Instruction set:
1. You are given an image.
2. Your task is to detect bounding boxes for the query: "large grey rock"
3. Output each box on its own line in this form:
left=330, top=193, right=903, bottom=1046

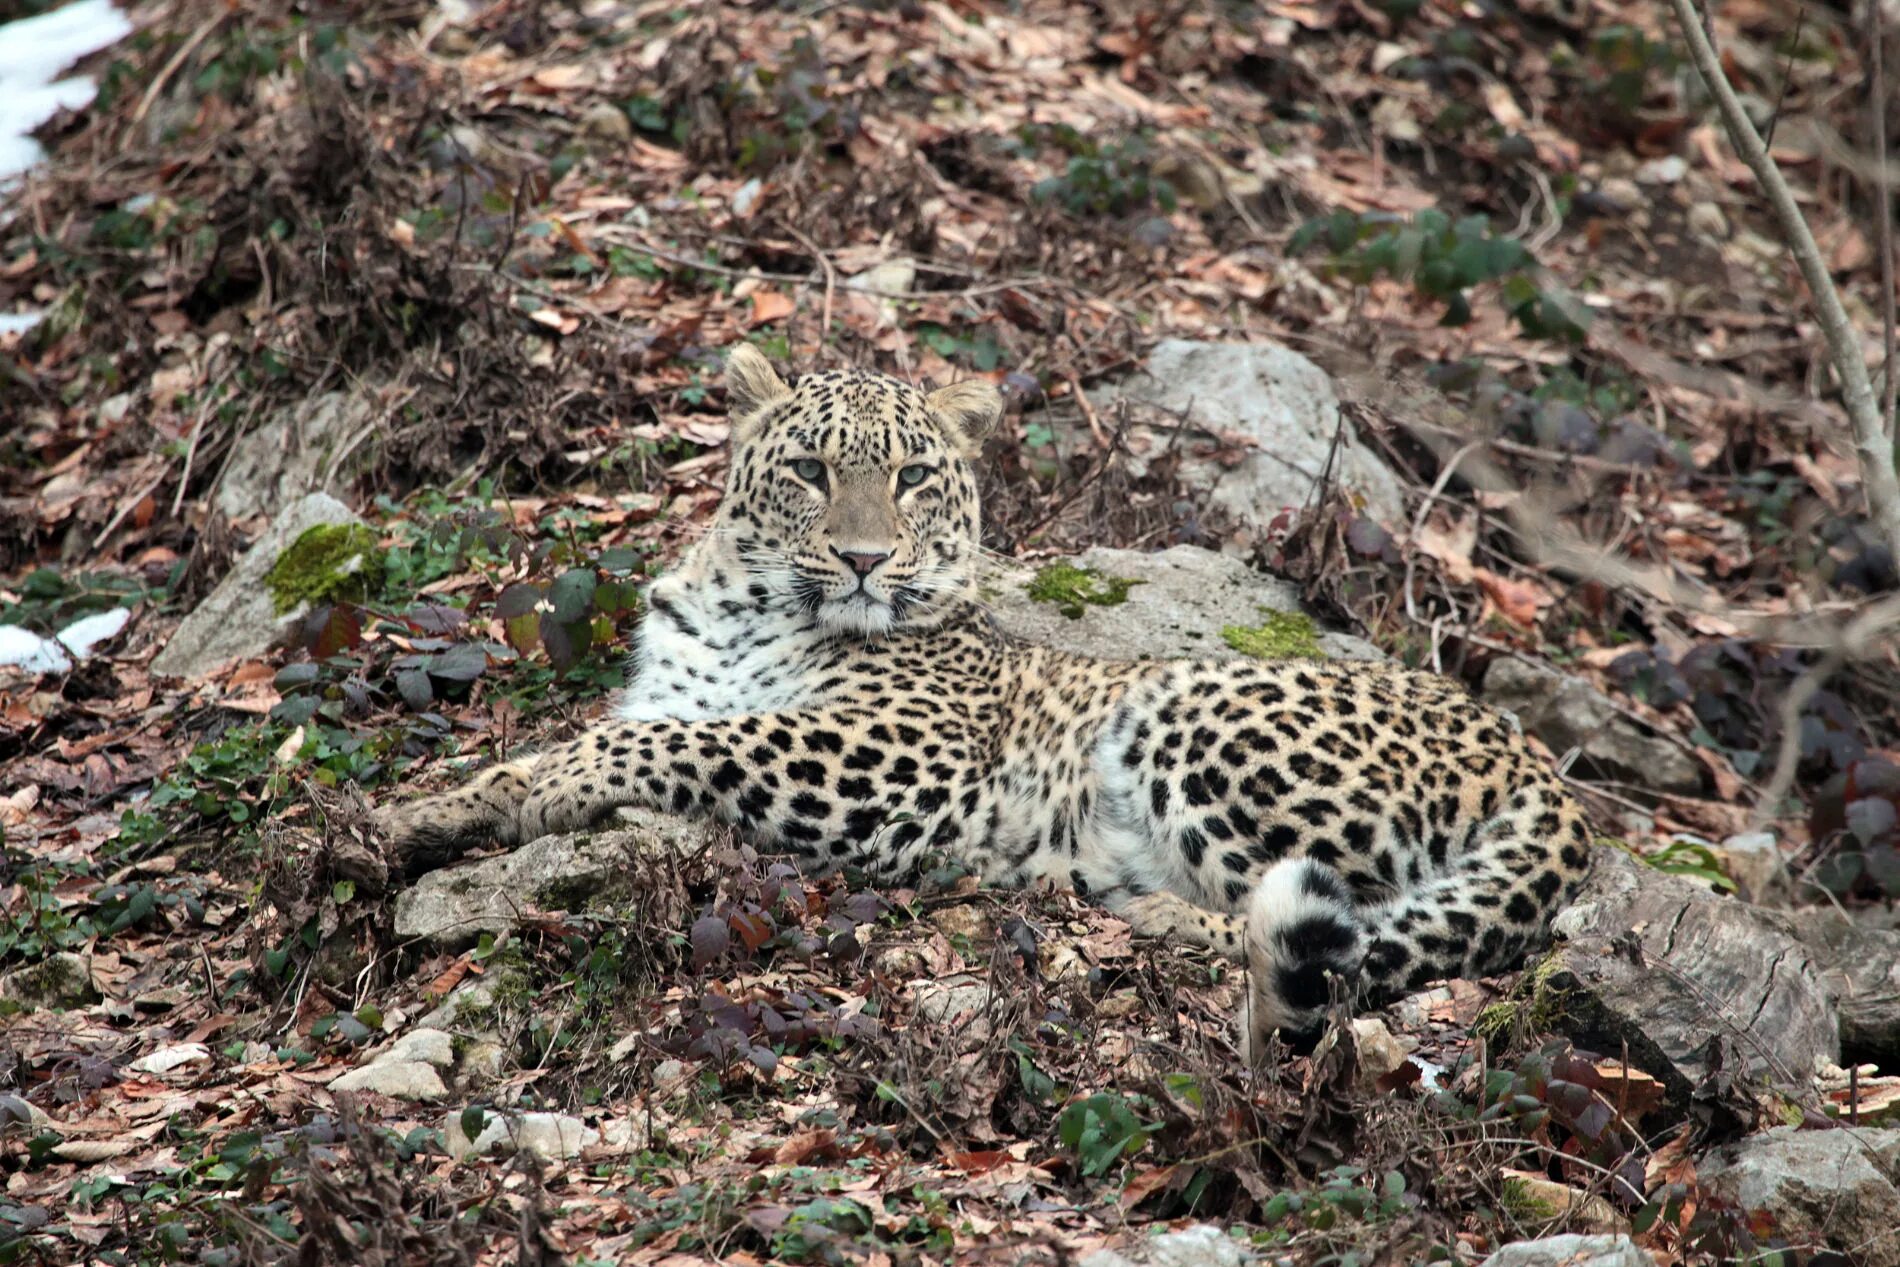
left=1483, top=656, right=1701, bottom=796
left=1698, top=1127, right=1900, bottom=1267
left=1080, top=1223, right=1251, bottom=1267
left=986, top=545, right=1382, bottom=664
left=1791, top=909, right=1900, bottom=1066
left=1088, top=340, right=1407, bottom=533
left=216, top=392, right=374, bottom=521
left=1546, top=849, right=1837, bottom=1108
left=1483, top=1234, right=1648, bottom=1267
left=151, top=492, right=360, bottom=679
left=393, top=809, right=717, bottom=949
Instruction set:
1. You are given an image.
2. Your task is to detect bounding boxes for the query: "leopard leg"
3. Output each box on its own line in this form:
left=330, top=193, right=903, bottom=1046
left=372, top=755, right=543, bottom=876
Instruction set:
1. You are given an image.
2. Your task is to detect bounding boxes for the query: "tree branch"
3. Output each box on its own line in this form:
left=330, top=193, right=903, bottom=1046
left=1668, top=0, right=1900, bottom=559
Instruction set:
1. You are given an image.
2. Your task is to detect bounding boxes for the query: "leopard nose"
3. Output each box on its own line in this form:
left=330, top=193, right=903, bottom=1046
left=835, top=548, right=891, bottom=577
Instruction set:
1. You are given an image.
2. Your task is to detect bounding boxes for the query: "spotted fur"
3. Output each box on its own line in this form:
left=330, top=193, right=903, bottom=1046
left=373, top=346, right=1593, bottom=1054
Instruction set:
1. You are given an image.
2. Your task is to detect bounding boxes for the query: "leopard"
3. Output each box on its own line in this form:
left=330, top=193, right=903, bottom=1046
left=372, top=345, right=1594, bottom=1058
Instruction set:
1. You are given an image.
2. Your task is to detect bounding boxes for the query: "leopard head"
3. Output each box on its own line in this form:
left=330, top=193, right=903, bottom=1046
left=713, top=345, right=999, bottom=636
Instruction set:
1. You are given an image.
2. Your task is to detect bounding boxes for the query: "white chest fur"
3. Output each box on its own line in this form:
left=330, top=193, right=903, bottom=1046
left=613, top=573, right=832, bottom=723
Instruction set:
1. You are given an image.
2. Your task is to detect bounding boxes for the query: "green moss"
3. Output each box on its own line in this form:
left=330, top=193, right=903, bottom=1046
left=1220, top=608, right=1325, bottom=660
left=1025, top=562, right=1143, bottom=620
left=1474, top=951, right=1569, bottom=1044
left=264, top=523, right=383, bottom=615
left=1499, top=1177, right=1561, bottom=1223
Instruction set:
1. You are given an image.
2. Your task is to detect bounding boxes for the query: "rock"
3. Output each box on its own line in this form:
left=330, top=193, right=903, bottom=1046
left=1483, top=1234, right=1648, bottom=1267
left=1080, top=1224, right=1251, bottom=1267
left=987, top=545, right=1383, bottom=665
left=376, top=1027, right=455, bottom=1069
left=0, top=952, right=98, bottom=1009
left=1686, top=201, right=1730, bottom=241
left=152, top=492, right=360, bottom=680
left=1790, top=910, right=1900, bottom=1066
left=1710, top=831, right=1791, bottom=907
left=577, top=102, right=632, bottom=142
left=329, top=1060, right=448, bottom=1100
left=1635, top=155, right=1687, bottom=185
left=1349, top=1017, right=1415, bottom=1089
left=216, top=393, right=374, bottom=521
left=1545, top=849, right=1837, bottom=1108
left=456, top=1040, right=510, bottom=1088
left=1086, top=340, right=1407, bottom=534
left=910, top=975, right=996, bottom=1043
left=1697, top=1126, right=1900, bottom=1267
left=393, top=809, right=717, bottom=948
left=1482, top=657, right=1701, bottom=796
left=1500, top=1172, right=1623, bottom=1235
left=927, top=903, right=992, bottom=943
left=443, top=1109, right=597, bottom=1164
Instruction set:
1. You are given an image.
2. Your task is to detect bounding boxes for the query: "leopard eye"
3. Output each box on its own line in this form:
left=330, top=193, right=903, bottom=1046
left=898, top=464, right=931, bottom=488
left=791, top=458, right=826, bottom=486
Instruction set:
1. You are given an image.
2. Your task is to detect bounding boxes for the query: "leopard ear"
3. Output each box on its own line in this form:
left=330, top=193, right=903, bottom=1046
left=726, top=344, right=791, bottom=438
left=926, top=379, right=1002, bottom=458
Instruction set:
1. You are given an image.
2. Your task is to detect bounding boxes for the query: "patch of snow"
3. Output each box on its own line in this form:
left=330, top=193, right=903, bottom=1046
left=0, top=0, right=135, bottom=184
left=0, top=606, right=133, bottom=674
left=0, top=627, right=72, bottom=674
left=55, top=606, right=129, bottom=657
left=0, top=312, right=44, bottom=336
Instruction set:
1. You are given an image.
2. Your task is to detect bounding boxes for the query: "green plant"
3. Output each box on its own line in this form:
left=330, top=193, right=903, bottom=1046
left=1056, top=1092, right=1158, bottom=1177
left=1020, top=125, right=1177, bottom=217
left=1291, top=208, right=1590, bottom=340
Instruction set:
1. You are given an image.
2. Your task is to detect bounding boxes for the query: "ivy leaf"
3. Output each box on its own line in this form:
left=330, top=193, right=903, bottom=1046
left=495, top=582, right=544, bottom=620
left=549, top=568, right=598, bottom=624
left=429, top=642, right=490, bottom=683
left=395, top=668, right=433, bottom=711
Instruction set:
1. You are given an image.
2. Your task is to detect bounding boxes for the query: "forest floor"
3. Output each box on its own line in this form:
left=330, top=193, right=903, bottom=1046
left=3, top=0, right=1900, bottom=1262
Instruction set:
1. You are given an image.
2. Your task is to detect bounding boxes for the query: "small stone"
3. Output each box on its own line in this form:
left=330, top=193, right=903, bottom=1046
left=1501, top=1170, right=1624, bottom=1234
left=1350, top=1017, right=1415, bottom=1088
left=1635, top=155, right=1688, bottom=184
left=330, top=1060, right=449, bottom=1101
left=1080, top=1223, right=1251, bottom=1267
left=1596, top=178, right=1644, bottom=212
left=1712, top=831, right=1790, bottom=906
left=1686, top=200, right=1730, bottom=240
left=377, top=1028, right=455, bottom=1069
left=444, top=1110, right=596, bottom=1164
left=456, top=1040, right=510, bottom=1088
left=1484, top=1234, right=1648, bottom=1267
left=596, top=1116, right=651, bottom=1152
left=927, top=903, right=992, bottom=944
left=872, top=945, right=929, bottom=977
left=578, top=102, right=632, bottom=142
left=910, top=975, right=995, bottom=1039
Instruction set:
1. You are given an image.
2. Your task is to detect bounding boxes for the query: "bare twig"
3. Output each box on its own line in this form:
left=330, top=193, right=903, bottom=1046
left=1872, top=0, right=1898, bottom=436
left=130, top=12, right=224, bottom=128
left=1669, top=0, right=1900, bottom=560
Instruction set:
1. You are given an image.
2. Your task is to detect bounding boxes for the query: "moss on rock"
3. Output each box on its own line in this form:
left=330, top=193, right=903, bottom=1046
left=264, top=523, right=383, bottom=615
left=1220, top=608, right=1325, bottom=660
left=1025, top=562, right=1143, bottom=620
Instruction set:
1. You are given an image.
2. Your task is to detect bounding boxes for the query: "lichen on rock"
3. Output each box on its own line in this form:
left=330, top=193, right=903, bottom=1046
left=263, top=523, right=383, bottom=615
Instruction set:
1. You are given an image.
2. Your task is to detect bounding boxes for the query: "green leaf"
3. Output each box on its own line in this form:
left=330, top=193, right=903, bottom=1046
left=333, top=880, right=356, bottom=905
